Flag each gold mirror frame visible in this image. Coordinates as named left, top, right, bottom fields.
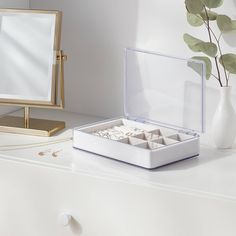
left=0, top=9, right=67, bottom=136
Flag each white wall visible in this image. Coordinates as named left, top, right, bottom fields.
left=30, top=0, right=236, bottom=130
left=0, top=0, right=28, bottom=8
left=30, top=0, right=138, bottom=118
left=0, top=0, right=29, bottom=115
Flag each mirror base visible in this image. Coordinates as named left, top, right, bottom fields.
left=0, top=116, right=65, bottom=137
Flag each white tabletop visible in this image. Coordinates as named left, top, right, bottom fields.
left=0, top=109, right=236, bottom=202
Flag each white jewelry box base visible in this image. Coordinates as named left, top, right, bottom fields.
left=73, top=118, right=199, bottom=169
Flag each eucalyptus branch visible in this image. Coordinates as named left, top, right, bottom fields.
left=211, top=73, right=219, bottom=80
left=205, top=23, right=218, bottom=42
left=184, top=0, right=235, bottom=88
left=215, top=58, right=223, bottom=86
left=204, top=7, right=212, bottom=42
left=204, top=23, right=228, bottom=84
left=201, top=11, right=228, bottom=85
left=227, top=72, right=231, bottom=86
left=194, top=13, right=223, bottom=86
left=204, top=6, right=223, bottom=87
left=218, top=41, right=228, bottom=85
left=211, top=73, right=223, bottom=86
left=207, top=25, right=228, bottom=84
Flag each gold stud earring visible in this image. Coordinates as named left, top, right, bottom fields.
left=38, top=149, right=51, bottom=157
left=52, top=150, right=62, bottom=158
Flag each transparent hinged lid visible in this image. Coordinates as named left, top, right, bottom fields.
left=124, top=48, right=206, bottom=133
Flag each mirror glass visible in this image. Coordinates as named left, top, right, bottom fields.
left=0, top=9, right=61, bottom=105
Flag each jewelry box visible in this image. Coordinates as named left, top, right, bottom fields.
left=73, top=48, right=206, bottom=169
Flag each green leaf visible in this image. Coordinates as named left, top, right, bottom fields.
left=200, top=10, right=217, bottom=21
left=219, top=54, right=236, bottom=74
left=183, top=33, right=202, bottom=51
left=183, top=33, right=217, bottom=57
left=187, top=12, right=204, bottom=26
left=199, top=42, right=218, bottom=57
left=185, top=0, right=204, bottom=14
left=217, top=15, right=236, bottom=32
left=201, top=0, right=223, bottom=8
left=190, top=56, right=212, bottom=79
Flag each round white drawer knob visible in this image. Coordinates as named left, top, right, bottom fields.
left=58, top=212, right=72, bottom=226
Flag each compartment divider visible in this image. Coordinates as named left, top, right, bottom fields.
left=167, top=133, right=191, bottom=142
left=84, top=118, right=193, bottom=148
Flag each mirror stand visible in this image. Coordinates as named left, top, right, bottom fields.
left=0, top=51, right=67, bottom=137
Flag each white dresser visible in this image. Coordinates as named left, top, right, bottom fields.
left=0, top=109, right=235, bottom=236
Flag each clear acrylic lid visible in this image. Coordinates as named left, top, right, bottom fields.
left=124, top=48, right=206, bottom=133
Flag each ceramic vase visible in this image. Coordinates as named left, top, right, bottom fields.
left=212, top=86, right=236, bottom=149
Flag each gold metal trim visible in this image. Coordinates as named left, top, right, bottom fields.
left=0, top=116, right=65, bottom=137
left=0, top=9, right=62, bottom=106
left=24, top=107, right=30, bottom=129
left=0, top=50, right=66, bottom=109
left=0, top=51, right=66, bottom=136
left=0, top=9, right=67, bottom=136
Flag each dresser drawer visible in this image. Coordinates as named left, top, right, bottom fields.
left=0, top=160, right=235, bottom=236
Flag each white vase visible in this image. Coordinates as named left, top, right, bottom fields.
left=212, top=86, right=236, bottom=149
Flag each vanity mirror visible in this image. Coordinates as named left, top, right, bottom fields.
left=0, top=9, right=66, bottom=136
